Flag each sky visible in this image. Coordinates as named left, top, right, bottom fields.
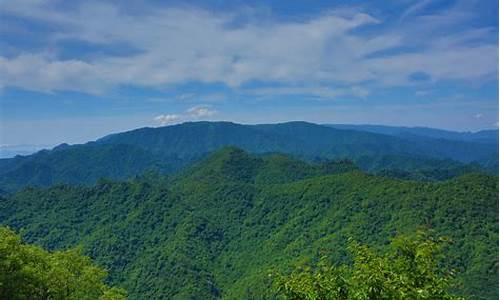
left=0, top=0, right=499, bottom=149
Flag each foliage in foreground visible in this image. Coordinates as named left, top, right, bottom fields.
left=274, top=233, right=464, bottom=300
left=0, top=226, right=126, bottom=300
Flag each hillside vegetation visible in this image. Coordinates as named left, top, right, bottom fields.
left=1, top=148, right=497, bottom=299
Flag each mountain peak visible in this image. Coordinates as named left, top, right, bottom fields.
left=183, top=147, right=262, bottom=182
left=180, top=147, right=362, bottom=185
left=53, top=143, right=70, bottom=151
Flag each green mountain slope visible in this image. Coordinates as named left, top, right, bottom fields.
left=0, top=143, right=171, bottom=192
left=0, top=122, right=497, bottom=191
left=355, top=154, right=487, bottom=181
left=1, top=148, right=497, bottom=299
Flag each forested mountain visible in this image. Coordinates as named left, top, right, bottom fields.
left=1, top=148, right=497, bottom=299
left=356, top=155, right=487, bottom=181
left=0, top=122, right=497, bottom=192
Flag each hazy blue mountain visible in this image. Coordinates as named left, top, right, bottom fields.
left=327, top=124, right=499, bottom=144
left=97, top=121, right=497, bottom=164
left=0, top=143, right=170, bottom=192
left=0, top=121, right=497, bottom=192
left=0, top=144, right=54, bottom=159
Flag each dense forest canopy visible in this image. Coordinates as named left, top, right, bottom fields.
left=0, top=147, right=497, bottom=299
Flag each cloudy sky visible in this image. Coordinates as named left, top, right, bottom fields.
left=0, top=0, right=498, bottom=147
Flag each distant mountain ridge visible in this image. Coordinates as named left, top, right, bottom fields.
left=0, top=121, right=497, bottom=192
left=96, top=121, right=498, bottom=165
left=0, top=144, right=53, bottom=159
left=326, top=124, right=499, bottom=144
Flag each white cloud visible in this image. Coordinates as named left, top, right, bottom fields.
left=186, top=105, right=217, bottom=118
left=154, top=114, right=182, bottom=125
left=0, top=54, right=104, bottom=94
left=474, top=113, right=484, bottom=119
left=153, top=105, right=217, bottom=126
left=0, top=1, right=497, bottom=96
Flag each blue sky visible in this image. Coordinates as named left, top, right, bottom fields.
left=0, top=0, right=498, bottom=147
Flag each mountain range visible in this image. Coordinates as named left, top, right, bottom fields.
left=1, top=147, right=497, bottom=299
left=0, top=121, right=497, bottom=192
left=326, top=124, right=499, bottom=144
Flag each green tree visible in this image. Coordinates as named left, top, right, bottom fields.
left=0, top=226, right=126, bottom=300
left=274, top=232, right=464, bottom=300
